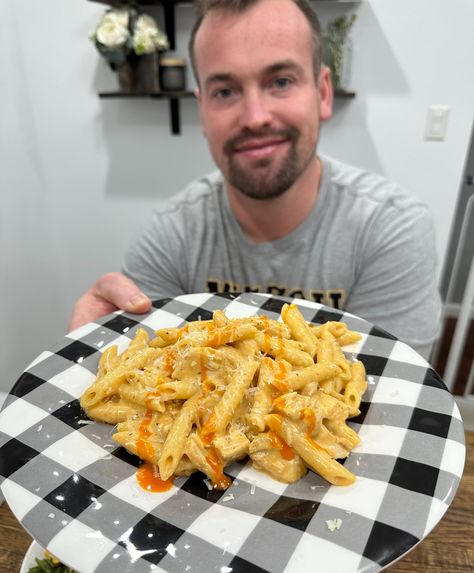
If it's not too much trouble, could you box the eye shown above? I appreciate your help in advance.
[272,77,293,89]
[213,87,234,100]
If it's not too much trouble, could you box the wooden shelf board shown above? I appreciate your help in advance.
[99,90,355,99]
[89,0,192,5]
[99,91,195,98]
[334,89,356,98]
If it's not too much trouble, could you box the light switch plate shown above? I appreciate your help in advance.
[425,105,450,141]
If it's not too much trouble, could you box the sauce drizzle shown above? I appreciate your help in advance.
[136,409,155,460]
[205,446,232,489]
[272,360,289,393]
[137,461,174,492]
[300,407,317,436]
[163,348,176,377]
[268,431,295,461]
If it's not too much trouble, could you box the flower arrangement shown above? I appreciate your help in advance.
[90,6,169,71]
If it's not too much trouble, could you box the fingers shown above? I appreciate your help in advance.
[68,272,151,332]
[95,272,151,314]
[68,291,118,332]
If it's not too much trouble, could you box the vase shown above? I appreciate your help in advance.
[322,36,353,91]
[117,52,160,93]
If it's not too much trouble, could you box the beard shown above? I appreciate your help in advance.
[223,126,313,200]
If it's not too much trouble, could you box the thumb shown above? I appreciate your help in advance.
[95,272,152,314]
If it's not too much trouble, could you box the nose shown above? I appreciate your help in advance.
[238,90,272,132]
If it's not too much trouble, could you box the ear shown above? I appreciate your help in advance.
[194,87,208,139]
[317,66,333,121]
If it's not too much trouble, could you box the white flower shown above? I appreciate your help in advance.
[105,9,129,29]
[95,10,130,48]
[133,14,169,54]
[133,29,156,55]
[152,28,169,51]
[135,14,159,34]
[91,8,169,68]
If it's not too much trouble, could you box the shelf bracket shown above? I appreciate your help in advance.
[169,98,180,135]
[163,2,176,50]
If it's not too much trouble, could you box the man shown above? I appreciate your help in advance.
[70,0,441,358]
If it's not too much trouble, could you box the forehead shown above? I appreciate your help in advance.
[194,0,313,81]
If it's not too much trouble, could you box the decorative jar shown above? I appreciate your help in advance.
[159,58,186,92]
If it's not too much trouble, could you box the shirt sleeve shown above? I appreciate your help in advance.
[345,199,442,358]
[122,209,188,300]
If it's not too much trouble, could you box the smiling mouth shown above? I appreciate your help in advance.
[233,138,288,158]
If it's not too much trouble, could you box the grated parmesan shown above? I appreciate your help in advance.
[326,518,343,532]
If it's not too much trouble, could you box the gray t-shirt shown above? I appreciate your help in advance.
[123,155,441,357]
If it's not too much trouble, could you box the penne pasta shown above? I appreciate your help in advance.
[266,414,355,486]
[86,396,146,424]
[80,306,367,490]
[247,357,280,432]
[80,347,162,409]
[159,392,202,480]
[97,345,119,380]
[344,360,368,416]
[200,357,259,442]
[281,303,318,357]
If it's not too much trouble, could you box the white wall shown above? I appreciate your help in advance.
[319,0,474,262]
[1,0,473,393]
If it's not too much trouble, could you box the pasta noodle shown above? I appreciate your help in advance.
[80,304,367,489]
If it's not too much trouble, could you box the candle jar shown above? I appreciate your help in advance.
[159,58,186,92]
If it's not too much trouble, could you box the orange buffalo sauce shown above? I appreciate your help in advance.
[268,430,295,461]
[177,324,190,339]
[272,360,289,394]
[163,348,176,377]
[199,413,216,445]
[199,348,215,395]
[205,446,232,489]
[261,316,272,354]
[144,389,161,408]
[135,411,174,492]
[206,324,234,348]
[300,407,317,436]
[206,324,220,348]
[305,435,330,455]
[276,323,285,356]
[136,409,154,460]
[272,394,287,412]
[137,462,174,492]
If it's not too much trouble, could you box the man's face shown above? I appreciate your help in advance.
[194,0,332,200]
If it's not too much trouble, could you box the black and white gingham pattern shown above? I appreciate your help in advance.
[0,293,465,573]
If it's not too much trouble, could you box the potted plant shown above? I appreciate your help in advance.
[90,5,169,92]
[322,14,357,91]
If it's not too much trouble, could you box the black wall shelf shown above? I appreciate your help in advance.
[91,0,194,134]
[99,91,195,134]
[334,89,356,98]
[98,88,354,135]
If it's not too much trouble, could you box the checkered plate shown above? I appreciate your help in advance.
[0,293,466,573]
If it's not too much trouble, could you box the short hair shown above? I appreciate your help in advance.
[188,0,322,85]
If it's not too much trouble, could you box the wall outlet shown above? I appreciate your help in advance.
[425,105,450,141]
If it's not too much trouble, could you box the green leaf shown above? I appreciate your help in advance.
[27,555,77,573]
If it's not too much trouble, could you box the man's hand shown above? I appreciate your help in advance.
[68,272,152,332]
